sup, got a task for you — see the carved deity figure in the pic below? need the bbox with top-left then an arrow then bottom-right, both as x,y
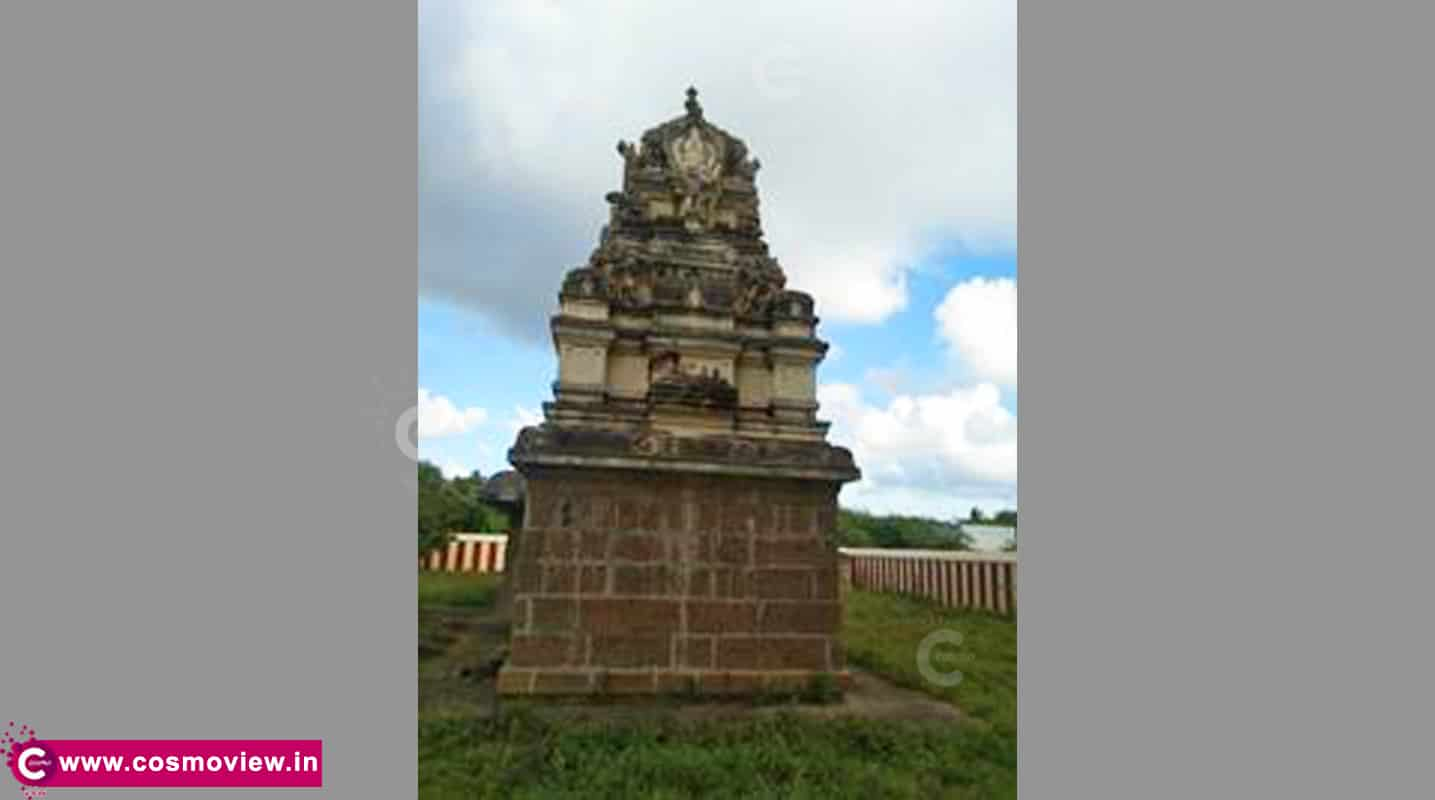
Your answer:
649,351 -> 682,382
668,126 -> 723,226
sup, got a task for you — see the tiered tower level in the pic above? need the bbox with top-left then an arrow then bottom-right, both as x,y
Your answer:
500,89 -> 860,698
547,87 -> 831,437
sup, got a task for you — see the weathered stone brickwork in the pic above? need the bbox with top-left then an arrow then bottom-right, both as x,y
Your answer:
498,89 -> 858,697
500,467 -> 849,695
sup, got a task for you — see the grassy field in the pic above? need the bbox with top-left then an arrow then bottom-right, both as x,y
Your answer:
418,572 -> 1016,799
418,572 -> 502,609
843,590 -> 1017,735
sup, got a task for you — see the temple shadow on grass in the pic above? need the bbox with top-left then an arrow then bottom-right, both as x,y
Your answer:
417,573 -> 1016,799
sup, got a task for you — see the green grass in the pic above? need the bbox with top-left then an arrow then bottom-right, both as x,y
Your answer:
418,571 -> 502,609
843,590 -> 1018,735
418,574 -> 1016,799
419,711 -> 1013,800
419,573 -> 507,721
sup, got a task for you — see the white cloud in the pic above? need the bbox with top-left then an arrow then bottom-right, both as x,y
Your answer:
935,277 -> 1017,388
420,0 -> 1016,340
507,405 -> 543,436
439,459 -> 474,479
819,380 -> 1016,518
417,387 -> 487,438
863,365 -> 909,396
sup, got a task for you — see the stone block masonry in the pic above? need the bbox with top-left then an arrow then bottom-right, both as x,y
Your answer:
501,466 -> 849,696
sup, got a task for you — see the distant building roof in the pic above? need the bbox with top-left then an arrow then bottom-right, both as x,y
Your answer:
479,470 -> 526,507
962,524 -> 1016,534
961,524 -> 1016,552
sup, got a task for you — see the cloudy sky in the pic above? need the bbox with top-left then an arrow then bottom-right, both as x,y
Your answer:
417,0 -> 1016,520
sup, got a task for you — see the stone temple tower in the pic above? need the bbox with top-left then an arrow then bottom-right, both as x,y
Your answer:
498,89 -> 860,697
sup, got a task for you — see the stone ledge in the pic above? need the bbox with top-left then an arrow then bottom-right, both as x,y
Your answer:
496,667 -> 853,697
509,425 -> 859,482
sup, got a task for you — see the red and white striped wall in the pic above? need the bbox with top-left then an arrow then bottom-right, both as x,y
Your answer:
419,533 -> 508,574
842,548 -> 1017,616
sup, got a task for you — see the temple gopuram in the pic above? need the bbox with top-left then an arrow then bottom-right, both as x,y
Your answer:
498,88 -> 860,697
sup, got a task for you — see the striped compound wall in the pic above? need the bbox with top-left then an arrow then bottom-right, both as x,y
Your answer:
422,534 -> 1015,616
842,548 -> 1017,616
420,533 -> 509,574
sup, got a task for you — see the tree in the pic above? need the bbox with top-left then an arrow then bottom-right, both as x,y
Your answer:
837,508 -> 973,551
835,511 -> 875,547
970,506 -> 985,523
417,462 -> 462,555
416,461 -> 510,555
444,471 -> 512,532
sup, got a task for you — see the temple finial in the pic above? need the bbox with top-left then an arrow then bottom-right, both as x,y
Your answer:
684,86 -> 702,119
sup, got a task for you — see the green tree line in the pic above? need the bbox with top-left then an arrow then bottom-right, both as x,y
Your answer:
417,461 -> 511,555
418,460 -> 1015,554
837,509 -> 974,550
968,506 -> 1017,527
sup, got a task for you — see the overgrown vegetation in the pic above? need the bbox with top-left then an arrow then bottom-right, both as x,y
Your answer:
419,711 -> 1014,799
417,571 -> 503,609
418,461 -> 512,555
834,507 -> 1018,550
419,573 -> 507,722
836,509 -> 973,549
417,574 -> 1017,798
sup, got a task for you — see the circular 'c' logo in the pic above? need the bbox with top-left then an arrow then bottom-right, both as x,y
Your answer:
11,741 -> 57,786
916,629 -> 966,688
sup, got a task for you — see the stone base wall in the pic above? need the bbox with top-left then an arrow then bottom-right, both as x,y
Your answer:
497,466 -> 848,696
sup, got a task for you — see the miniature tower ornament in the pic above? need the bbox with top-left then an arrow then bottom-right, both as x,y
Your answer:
499,89 -> 860,698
